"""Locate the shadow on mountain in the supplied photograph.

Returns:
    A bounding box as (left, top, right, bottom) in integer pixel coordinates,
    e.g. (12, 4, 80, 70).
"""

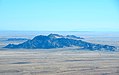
(4, 34, 116, 51)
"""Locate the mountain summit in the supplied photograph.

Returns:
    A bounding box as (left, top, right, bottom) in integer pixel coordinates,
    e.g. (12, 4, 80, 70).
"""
(4, 34, 116, 51)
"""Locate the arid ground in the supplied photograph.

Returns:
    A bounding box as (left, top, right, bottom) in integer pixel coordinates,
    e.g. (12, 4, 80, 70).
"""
(0, 49, 119, 75)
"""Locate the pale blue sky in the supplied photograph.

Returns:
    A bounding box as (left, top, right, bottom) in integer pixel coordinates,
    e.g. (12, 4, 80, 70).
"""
(0, 0, 119, 31)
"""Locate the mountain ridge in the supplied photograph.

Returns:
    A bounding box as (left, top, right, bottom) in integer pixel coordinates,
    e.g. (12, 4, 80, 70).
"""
(4, 34, 116, 51)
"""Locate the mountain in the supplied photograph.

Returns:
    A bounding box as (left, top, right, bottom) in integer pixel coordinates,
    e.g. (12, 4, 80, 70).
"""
(4, 34, 116, 51)
(48, 34, 84, 39)
(48, 34, 64, 38)
(6, 38, 28, 41)
(66, 35, 84, 39)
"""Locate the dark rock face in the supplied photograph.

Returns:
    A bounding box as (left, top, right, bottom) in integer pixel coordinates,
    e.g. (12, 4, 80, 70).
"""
(66, 35, 84, 39)
(4, 34, 116, 51)
(48, 34, 64, 38)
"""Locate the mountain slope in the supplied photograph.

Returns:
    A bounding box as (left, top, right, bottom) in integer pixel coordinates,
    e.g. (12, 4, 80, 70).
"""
(4, 34, 116, 51)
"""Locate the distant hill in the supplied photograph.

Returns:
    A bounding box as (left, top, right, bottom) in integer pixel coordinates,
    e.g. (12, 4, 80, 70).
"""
(4, 34, 116, 51)
(6, 38, 29, 41)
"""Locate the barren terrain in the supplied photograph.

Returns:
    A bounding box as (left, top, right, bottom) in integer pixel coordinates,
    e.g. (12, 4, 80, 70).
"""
(0, 49, 119, 75)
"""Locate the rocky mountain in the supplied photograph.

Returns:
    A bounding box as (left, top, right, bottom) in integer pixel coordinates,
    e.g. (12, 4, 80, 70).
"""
(48, 34, 84, 39)
(66, 35, 84, 39)
(4, 34, 116, 51)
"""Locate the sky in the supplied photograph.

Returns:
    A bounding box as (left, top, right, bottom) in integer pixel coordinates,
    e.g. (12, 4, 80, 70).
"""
(0, 0, 119, 31)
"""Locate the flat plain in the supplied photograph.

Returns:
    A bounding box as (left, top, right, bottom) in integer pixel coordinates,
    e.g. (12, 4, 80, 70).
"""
(0, 49, 119, 75)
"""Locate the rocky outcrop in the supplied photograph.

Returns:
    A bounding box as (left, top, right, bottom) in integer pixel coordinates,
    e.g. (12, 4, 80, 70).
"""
(4, 34, 116, 51)
(66, 35, 84, 39)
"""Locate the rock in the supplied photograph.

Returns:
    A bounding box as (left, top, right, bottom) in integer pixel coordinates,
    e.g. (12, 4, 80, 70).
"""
(66, 35, 84, 39)
(4, 34, 116, 51)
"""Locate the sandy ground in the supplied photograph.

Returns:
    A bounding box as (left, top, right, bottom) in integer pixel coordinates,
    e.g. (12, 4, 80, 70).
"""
(0, 49, 119, 75)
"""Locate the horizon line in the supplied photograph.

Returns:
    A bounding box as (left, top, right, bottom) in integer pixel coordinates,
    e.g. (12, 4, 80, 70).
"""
(0, 30, 119, 32)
